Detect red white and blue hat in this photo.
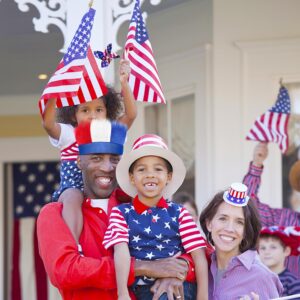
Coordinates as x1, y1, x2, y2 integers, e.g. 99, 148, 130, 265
116, 134, 186, 199
260, 226, 300, 256
75, 119, 127, 155
223, 182, 250, 207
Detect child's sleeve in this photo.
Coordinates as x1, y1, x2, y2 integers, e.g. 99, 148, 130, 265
178, 207, 206, 253
103, 206, 129, 249
49, 123, 75, 149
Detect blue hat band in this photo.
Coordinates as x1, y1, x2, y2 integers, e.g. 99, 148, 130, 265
223, 190, 249, 207
78, 142, 124, 155
226, 194, 247, 205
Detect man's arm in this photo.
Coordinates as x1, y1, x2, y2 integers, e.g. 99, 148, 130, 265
242, 142, 268, 199
243, 142, 300, 227
37, 203, 135, 290
134, 257, 188, 280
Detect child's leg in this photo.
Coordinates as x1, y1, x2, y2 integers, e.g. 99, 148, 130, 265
147, 281, 196, 300
131, 285, 154, 300
58, 188, 84, 245
182, 281, 197, 300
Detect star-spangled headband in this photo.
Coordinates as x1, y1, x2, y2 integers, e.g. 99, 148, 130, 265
223, 183, 250, 207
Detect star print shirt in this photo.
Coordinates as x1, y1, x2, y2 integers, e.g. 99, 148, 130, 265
103, 196, 206, 260
49, 123, 83, 200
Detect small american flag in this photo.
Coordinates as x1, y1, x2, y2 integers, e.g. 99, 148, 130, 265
246, 86, 291, 153
125, 0, 165, 104
9, 161, 60, 300
39, 8, 107, 115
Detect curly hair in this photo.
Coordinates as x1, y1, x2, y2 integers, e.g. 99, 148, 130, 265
199, 190, 261, 253
55, 86, 123, 127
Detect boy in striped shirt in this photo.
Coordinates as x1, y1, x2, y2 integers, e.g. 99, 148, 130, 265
103, 134, 208, 300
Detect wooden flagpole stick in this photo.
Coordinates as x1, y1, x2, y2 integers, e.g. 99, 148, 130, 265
279, 77, 284, 87
89, 0, 94, 8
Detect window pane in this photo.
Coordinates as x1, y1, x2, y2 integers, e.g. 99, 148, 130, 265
282, 83, 300, 210
171, 95, 195, 197
145, 104, 167, 140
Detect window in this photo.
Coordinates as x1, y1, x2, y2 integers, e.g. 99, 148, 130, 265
145, 94, 195, 197
282, 82, 300, 210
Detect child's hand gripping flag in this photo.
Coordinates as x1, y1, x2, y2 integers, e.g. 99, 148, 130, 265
38, 7, 107, 115
246, 85, 291, 153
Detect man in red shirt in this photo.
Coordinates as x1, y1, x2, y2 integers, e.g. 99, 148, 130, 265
37, 120, 190, 300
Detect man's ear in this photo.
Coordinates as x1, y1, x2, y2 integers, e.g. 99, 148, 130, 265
284, 246, 291, 257
77, 156, 82, 170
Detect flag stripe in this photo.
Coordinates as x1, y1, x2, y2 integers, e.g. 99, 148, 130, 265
34, 223, 48, 300
20, 219, 36, 300
12, 220, 21, 300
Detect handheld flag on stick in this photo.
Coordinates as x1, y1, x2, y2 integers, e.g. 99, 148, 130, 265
246, 85, 291, 153
125, 0, 165, 104
39, 8, 107, 115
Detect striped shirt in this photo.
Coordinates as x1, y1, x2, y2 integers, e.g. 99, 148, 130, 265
103, 196, 206, 260
49, 123, 79, 161
279, 269, 300, 297
243, 162, 300, 278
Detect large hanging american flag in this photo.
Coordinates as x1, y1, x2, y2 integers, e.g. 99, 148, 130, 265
9, 161, 60, 300
246, 86, 291, 153
39, 8, 107, 115
125, 0, 165, 104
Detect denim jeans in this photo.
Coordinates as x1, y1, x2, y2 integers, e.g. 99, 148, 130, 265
131, 281, 197, 300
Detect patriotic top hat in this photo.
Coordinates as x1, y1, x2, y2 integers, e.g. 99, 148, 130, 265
260, 226, 300, 256
223, 182, 250, 207
75, 119, 127, 155
116, 134, 186, 199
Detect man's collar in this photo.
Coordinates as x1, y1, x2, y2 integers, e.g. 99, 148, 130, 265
133, 195, 168, 214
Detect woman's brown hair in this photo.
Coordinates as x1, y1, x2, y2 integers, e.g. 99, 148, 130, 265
199, 190, 261, 253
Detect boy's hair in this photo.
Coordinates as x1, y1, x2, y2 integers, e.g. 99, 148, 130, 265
56, 86, 123, 127
199, 191, 262, 253
128, 157, 173, 174
172, 191, 198, 216
259, 234, 287, 249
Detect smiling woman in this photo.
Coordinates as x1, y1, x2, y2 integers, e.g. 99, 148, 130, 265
199, 183, 283, 300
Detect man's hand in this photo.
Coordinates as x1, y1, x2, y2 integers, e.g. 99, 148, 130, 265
151, 278, 184, 300
253, 142, 268, 167
239, 292, 259, 300
134, 257, 188, 280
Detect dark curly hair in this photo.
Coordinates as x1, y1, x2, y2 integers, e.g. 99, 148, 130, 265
56, 86, 123, 127
199, 190, 261, 253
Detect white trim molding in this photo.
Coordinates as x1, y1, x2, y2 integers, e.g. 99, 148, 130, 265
14, 0, 67, 52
